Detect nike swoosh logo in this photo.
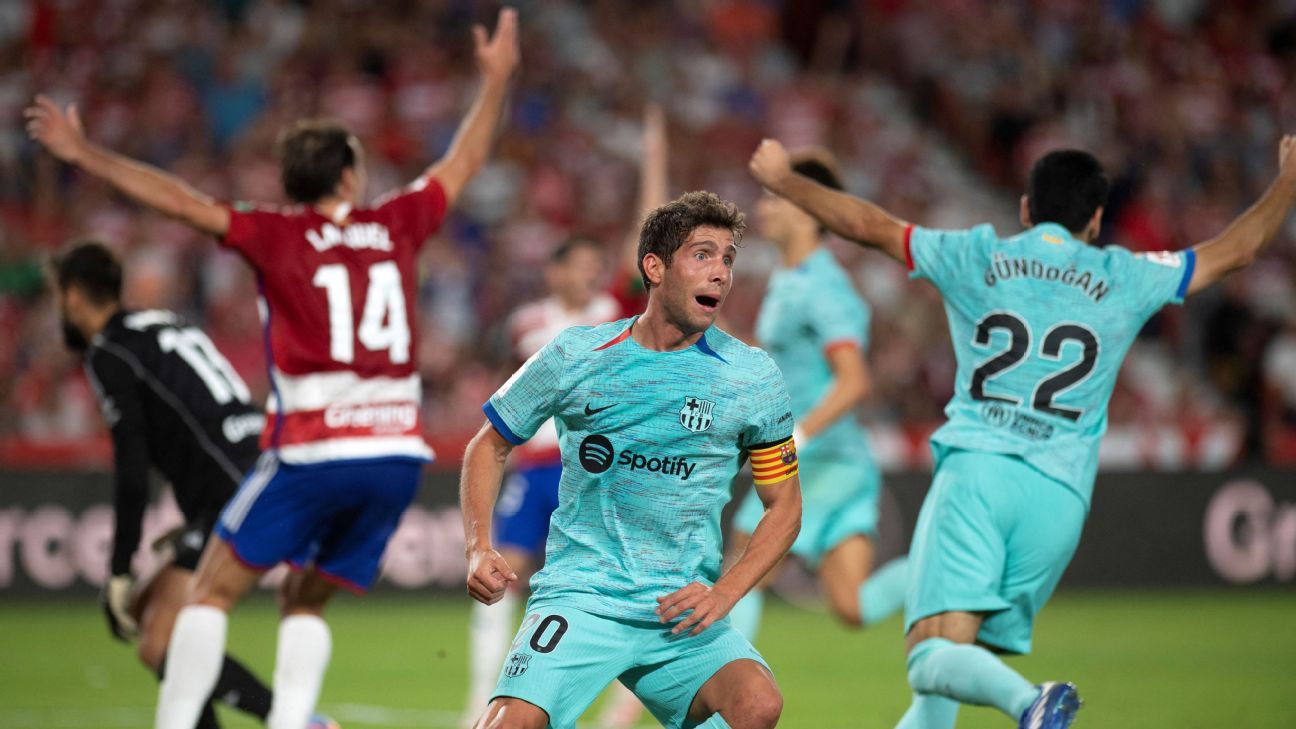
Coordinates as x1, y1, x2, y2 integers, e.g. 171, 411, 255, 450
584, 403, 615, 416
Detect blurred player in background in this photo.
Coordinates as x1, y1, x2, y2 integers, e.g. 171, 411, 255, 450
464, 106, 667, 728
462, 191, 801, 729
727, 150, 909, 643
750, 135, 1296, 729
52, 241, 293, 729
27, 8, 519, 729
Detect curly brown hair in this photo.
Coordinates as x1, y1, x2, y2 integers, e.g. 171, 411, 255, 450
637, 191, 746, 289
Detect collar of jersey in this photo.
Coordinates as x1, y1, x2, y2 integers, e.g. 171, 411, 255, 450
594, 317, 728, 363
1030, 222, 1078, 244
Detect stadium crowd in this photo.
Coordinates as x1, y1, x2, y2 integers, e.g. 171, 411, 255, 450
3, 0, 1296, 465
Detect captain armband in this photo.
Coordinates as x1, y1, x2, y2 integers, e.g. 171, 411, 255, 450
749, 437, 799, 486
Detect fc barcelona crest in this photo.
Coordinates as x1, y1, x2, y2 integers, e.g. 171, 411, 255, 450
504, 651, 531, 678
679, 396, 716, 433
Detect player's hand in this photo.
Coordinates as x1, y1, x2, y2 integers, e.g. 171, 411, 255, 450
655, 581, 738, 636
466, 547, 518, 605
749, 139, 793, 192
1279, 134, 1296, 181
101, 574, 138, 642
24, 95, 88, 165
474, 7, 520, 85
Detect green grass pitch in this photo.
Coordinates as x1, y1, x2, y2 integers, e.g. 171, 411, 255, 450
1, 590, 1292, 728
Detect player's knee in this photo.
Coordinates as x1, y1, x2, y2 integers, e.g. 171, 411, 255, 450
731, 688, 783, 729
827, 597, 864, 630
136, 635, 167, 670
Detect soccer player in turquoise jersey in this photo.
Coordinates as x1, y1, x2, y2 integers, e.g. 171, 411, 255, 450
729, 151, 909, 641
751, 135, 1296, 729
461, 191, 803, 729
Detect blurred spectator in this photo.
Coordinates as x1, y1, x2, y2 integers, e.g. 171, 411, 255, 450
2, 0, 1293, 467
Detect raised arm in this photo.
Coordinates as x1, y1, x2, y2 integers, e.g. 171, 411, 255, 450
749, 138, 911, 264
24, 96, 230, 236
621, 103, 669, 276
1186, 135, 1296, 296
424, 7, 520, 206
460, 421, 520, 605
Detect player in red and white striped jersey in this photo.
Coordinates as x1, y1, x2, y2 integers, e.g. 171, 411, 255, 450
27, 9, 519, 729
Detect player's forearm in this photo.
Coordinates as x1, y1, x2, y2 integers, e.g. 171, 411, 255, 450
459, 426, 511, 553
1192, 174, 1296, 292
799, 370, 869, 440
430, 74, 511, 203
74, 143, 226, 234
772, 174, 906, 252
110, 479, 147, 575
714, 488, 801, 600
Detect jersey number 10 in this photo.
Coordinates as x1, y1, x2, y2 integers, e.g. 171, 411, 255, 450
312, 261, 411, 365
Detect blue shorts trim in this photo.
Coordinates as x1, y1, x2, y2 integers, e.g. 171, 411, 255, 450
215, 454, 423, 592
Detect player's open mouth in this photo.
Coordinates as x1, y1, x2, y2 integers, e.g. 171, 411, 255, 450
695, 294, 720, 311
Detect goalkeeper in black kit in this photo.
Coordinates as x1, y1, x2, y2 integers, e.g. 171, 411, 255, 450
53, 241, 332, 729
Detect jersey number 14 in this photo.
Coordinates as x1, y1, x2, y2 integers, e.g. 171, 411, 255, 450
312, 261, 411, 365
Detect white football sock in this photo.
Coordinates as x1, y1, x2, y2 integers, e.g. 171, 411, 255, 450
156, 605, 228, 729
467, 590, 518, 710
267, 614, 332, 729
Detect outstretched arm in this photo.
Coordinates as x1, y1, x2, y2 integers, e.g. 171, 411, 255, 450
750, 138, 911, 264
622, 103, 669, 276
1186, 135, 1296, 296
460, 421, 519, 605
25, 95, 230, 235
425, 7, 520, 206
796, 344, 870, 442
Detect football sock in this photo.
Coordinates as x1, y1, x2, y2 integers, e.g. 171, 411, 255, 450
860, 557, 910, 626
267, 615, 332, 729
213, 655, 273, 720
157, 654, 257, 728
156, 605, 228, 729
895, 692, 959, 729
728, 589, 764, 642
906, 637, 1040, 719
697, 713, 732, 728
468, 589, 517, 709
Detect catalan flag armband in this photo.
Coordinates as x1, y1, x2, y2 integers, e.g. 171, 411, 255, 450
749, 437, 799, 486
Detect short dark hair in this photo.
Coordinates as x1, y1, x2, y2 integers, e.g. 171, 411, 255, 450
1027, 150, 1109, 233
277, 120, 356, 204
52, 241, 122, 305
638, 191, 745, 289
549, 236, 603, 264
792, 156, 843, 192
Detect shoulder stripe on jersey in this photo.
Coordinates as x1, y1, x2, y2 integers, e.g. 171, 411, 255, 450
593, 326, 633, 351
483, 402, 525, 445
695, 333, 728, 364
1176, 249, 1197, 299
93, 341, 247, 485
903, 224, 916, 271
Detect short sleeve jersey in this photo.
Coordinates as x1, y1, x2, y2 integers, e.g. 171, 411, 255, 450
755, 247, 873, 464
220, 177, 447, 464
484, 318, 798, 620
906, 222, 1195, 505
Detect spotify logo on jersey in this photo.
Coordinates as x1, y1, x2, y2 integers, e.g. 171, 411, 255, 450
579, 434, 615, 473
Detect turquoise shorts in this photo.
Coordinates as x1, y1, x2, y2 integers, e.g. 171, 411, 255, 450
733, 456, 880, 566
904, 447, 1087, 655
492, 600, 769, 729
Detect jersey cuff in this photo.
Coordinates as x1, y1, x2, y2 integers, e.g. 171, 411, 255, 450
748, 436, 799, 486
1175, 249, 1197, 300
482, 402, 525, 446
822, 339, 861, 358
903, 224, 916, 271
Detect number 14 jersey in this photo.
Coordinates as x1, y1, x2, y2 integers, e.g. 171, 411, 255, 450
906, 222, 1195, 505
220, 178, 448, 464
